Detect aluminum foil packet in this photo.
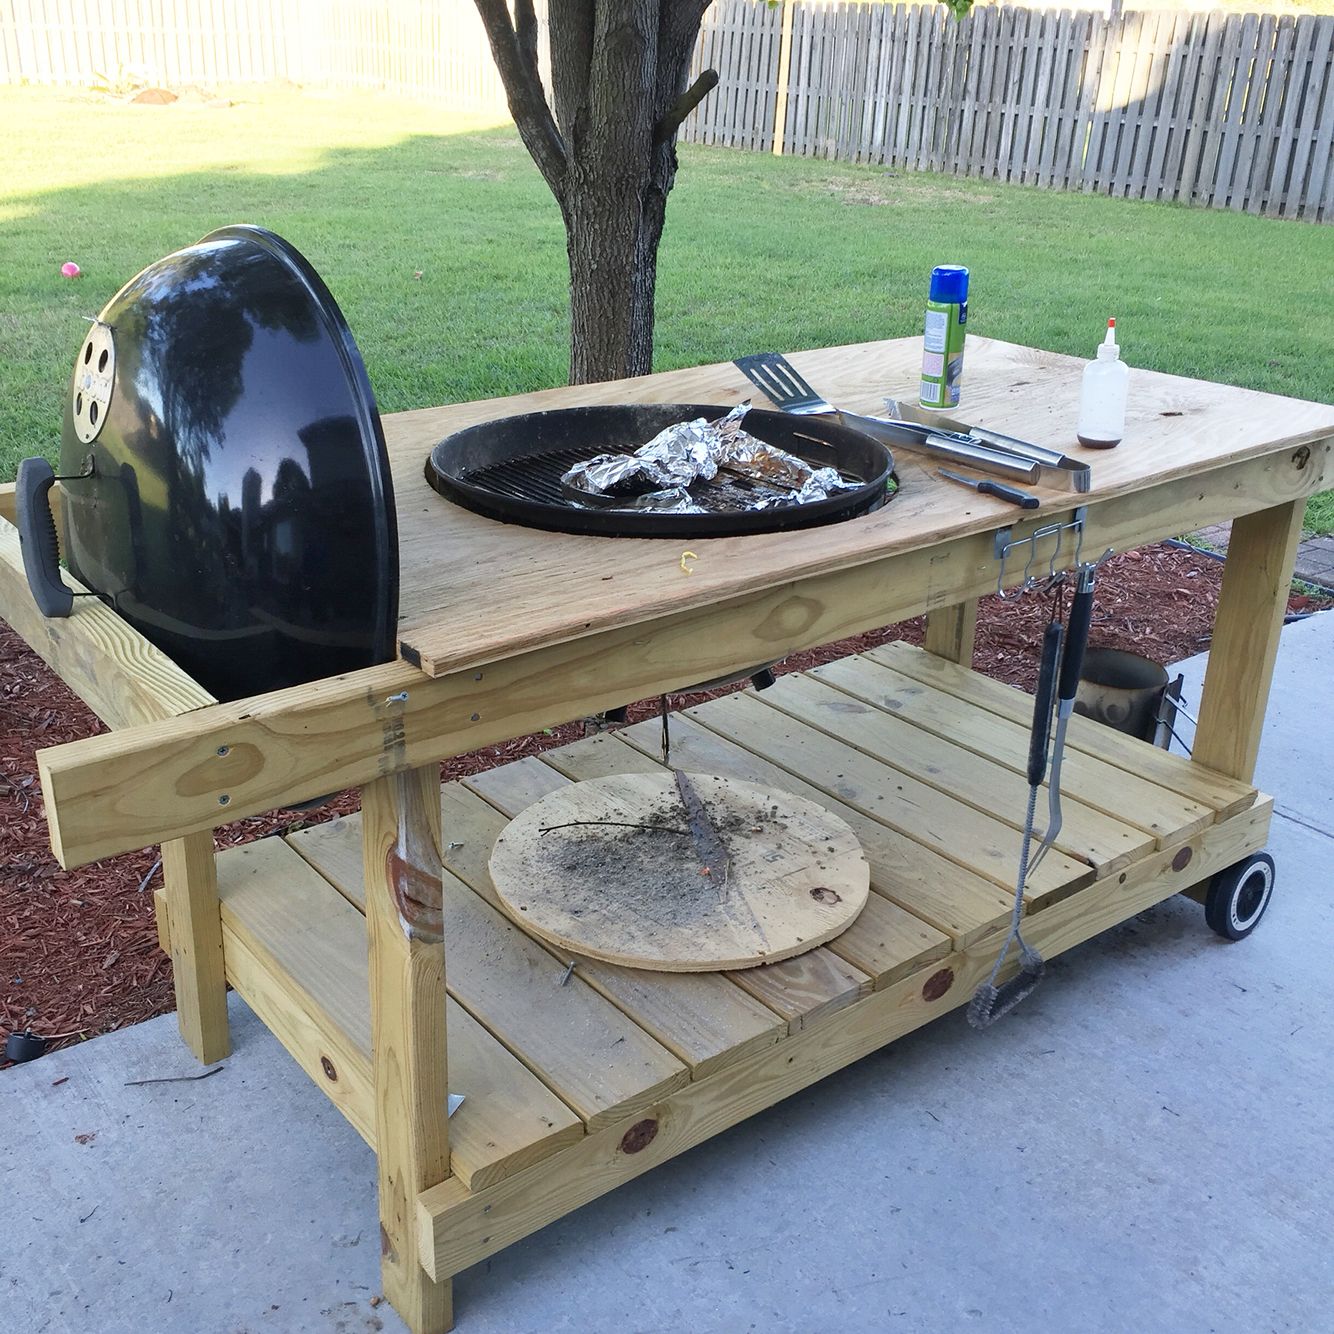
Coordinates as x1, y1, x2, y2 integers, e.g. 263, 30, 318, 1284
563, 402, 854, 511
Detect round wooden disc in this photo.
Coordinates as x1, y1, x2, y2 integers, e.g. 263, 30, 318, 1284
488, 772, 870, 972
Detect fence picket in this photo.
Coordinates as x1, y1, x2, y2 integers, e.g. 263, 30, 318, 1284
1241, 15, 1285, 213
1302, 21, 1334, 218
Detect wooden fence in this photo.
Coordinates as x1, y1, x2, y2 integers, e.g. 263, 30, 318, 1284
2, 0, 1330, 220
0, 0, 513, 111
688, 1, 1334, 218
684, 2, 1334, 220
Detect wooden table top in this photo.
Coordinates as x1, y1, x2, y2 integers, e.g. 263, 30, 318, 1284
384, 336, 1333, 677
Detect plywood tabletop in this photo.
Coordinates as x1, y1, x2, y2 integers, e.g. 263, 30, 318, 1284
385, 336, 1333, 676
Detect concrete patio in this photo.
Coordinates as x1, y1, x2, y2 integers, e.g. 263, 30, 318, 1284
4, 612, 1331, 1334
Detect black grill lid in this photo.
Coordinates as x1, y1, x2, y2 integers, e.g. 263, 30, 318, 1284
426, 403, 895, 538
56, 225, 398, 702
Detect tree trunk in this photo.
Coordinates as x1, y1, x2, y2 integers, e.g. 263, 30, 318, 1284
474, 0, 715, 386
563, 150, 673, 383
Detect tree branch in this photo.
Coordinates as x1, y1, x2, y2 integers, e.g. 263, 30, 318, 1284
515, 0, 540, 69
473, 0, 567, 195
655, 0, 714, 114
548, 0, 596, 140
653, 68, 718, 145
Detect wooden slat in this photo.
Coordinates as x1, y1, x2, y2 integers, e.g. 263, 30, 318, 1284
292, 822, 689, 1130
758, 671, 1155, 876
418, 794, 1273, 1284
684, 688, 1092, 909
436, 781, 789, 1071
522, 739, 949, 986
811, 651, 1219, 842
1263, 16, 1311, 216
288, 759, 787, 1078
1200, 15, 1248, 208
1278, 18, 1332, 219
770, 0, 794, 154
869, 642, 1258, 818
601, 716, 1011, 947
1145, 11, 1191, 202
1300, 20, 1334, 217
215, 836, 583, 1189
1239, 15, 1283, 214
1175, 12, 1224, 205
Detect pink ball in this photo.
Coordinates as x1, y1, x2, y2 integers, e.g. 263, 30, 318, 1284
61, 261, 81, 278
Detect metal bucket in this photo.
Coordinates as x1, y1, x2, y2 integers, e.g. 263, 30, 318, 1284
1074, 648, 1173, 745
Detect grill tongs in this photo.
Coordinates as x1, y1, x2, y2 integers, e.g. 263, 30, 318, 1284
734, 352, 1091, 494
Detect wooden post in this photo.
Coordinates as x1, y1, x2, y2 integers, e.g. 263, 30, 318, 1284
771, 0, 794, 155
161, 831, 230, 1063
362, 765, 453, 1334
1192, 498, 1305, 783
923, 599, 979, 666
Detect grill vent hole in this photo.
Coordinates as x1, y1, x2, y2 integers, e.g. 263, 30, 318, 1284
89, 402, 99, 426
83, 342, 93, 364
98, 349, 109, 372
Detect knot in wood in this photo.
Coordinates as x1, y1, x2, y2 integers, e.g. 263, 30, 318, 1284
1172, 846, 1193, 872
618, 1118, 660, 1155
921, 967, 955, 1002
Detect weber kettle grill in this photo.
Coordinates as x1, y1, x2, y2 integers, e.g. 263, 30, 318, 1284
16, 227, 896, 705
16, 226, 400, 702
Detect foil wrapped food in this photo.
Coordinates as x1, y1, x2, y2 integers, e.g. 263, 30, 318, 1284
562, 403, 855, 512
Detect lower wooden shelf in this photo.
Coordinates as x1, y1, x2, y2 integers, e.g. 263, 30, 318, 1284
154, 644, 1269, 1286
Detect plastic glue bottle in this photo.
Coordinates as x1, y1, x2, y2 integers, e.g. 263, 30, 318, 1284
919, 265, 969, 410
1077, 318, 1129, 448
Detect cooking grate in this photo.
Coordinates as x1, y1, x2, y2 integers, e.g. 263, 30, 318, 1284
426, 402, 896, 539
464, 443, 863, 515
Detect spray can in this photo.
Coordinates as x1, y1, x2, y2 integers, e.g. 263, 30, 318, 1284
919, 265, 969, 410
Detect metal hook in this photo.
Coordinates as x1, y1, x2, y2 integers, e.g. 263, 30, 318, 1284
1020, 537, 1039, 590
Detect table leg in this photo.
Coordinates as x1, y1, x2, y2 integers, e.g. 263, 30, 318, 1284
362, 765, 454, 1334
161, 830, 229, 1063
1193, 499, 1305, 784
923, 598, 979, 666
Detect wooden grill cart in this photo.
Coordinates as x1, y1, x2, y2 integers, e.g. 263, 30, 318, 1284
2, 337, 1330, 1333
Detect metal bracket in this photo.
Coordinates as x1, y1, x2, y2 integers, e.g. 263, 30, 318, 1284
994, 505, 1088, 597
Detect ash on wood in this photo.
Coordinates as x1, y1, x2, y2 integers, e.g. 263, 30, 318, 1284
488, 772, 869, 972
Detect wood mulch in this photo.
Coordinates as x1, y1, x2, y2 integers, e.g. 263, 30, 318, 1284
1, 542, 1328, 1061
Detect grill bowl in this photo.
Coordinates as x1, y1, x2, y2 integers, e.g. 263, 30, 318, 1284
425, 403, 895, 538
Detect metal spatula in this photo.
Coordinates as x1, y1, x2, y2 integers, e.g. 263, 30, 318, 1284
735, 352, 1088, 491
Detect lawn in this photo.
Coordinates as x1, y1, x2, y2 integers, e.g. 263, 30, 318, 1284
2, 85, 1331, 529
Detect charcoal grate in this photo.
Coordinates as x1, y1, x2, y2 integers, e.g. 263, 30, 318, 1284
426, 402, 896, 539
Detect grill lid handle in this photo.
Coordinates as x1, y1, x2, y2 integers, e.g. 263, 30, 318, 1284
15, 457, 74, 617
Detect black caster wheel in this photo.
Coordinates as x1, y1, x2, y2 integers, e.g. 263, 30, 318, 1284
1204, 852, 1275, 941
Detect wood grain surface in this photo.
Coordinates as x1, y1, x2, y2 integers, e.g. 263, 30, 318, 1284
487, 772, 871, 972
389, 336, 1334, 676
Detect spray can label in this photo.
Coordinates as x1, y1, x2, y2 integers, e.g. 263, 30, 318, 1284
920, 296, 967, 409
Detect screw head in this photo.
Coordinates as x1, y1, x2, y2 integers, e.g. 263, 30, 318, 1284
218, 794, 231, 807
216, 745, 229, 758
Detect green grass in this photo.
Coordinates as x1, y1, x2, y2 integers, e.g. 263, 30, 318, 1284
2, 85, 1332, 529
